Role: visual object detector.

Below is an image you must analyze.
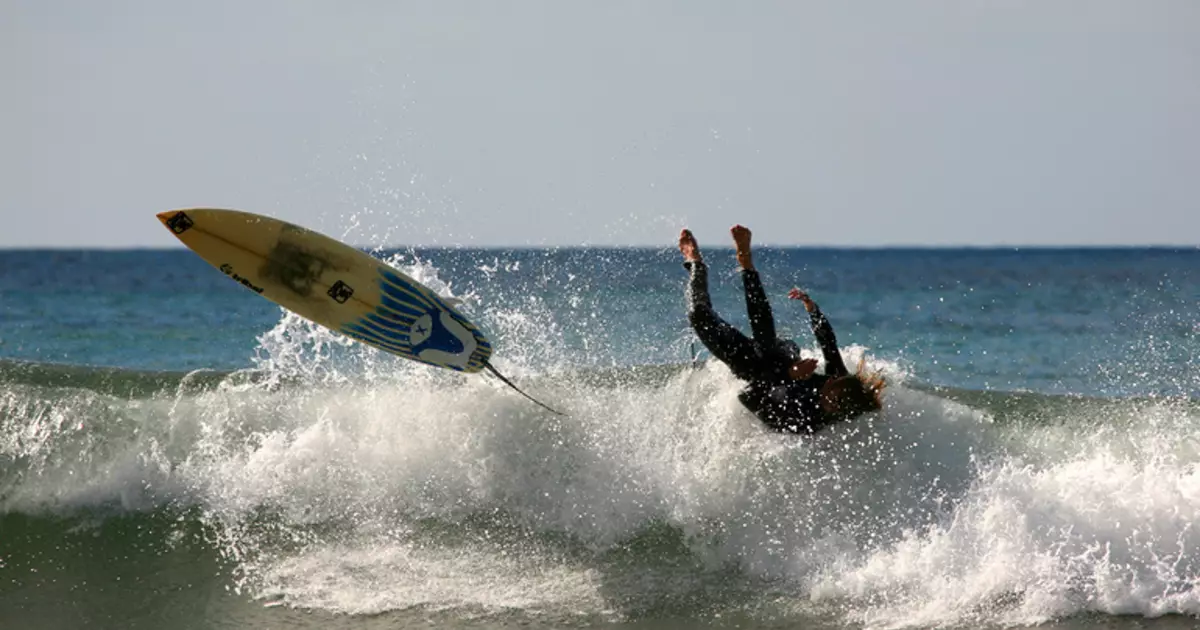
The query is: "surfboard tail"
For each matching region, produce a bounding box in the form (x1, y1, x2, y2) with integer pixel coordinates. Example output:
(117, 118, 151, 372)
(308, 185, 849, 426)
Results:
(483, 363, 565, 416)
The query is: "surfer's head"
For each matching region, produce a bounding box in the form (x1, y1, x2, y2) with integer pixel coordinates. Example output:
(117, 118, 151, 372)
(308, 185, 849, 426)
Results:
(819, 358, 886, 420)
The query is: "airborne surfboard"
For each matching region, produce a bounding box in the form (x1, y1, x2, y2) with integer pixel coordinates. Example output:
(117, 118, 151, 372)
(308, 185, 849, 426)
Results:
(156, 208, 559, 413)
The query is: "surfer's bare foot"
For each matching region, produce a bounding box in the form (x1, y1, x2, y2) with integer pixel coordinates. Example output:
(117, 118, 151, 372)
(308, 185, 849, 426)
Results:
(731, 224, 753, 270)
(679, 229, 702, 262)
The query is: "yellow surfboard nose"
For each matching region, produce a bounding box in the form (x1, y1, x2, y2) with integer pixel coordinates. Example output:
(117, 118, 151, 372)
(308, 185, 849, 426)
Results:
(157, 209, 198, 236)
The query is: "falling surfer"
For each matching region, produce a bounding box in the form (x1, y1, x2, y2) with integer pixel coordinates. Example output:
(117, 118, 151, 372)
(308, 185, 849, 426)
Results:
(678, 225, 885, 433)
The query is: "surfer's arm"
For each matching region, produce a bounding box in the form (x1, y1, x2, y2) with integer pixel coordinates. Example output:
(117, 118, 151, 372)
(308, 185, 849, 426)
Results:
(788, 288, 848, 378)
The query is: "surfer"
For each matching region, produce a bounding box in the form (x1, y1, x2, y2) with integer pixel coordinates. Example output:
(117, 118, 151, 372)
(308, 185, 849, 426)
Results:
(679, 225, 885, 433)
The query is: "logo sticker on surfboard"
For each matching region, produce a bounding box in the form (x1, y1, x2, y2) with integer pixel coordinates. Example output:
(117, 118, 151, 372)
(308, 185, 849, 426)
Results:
(327, 280, 354, 303)
(166, 212, 194, 234)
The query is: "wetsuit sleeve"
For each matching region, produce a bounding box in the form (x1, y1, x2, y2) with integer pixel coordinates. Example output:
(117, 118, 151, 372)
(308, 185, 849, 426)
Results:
(741, 269, 777, 349)
(807, 301, 848, 378)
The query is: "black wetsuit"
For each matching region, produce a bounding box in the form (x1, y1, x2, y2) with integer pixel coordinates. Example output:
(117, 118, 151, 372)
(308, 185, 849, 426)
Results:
(685, 260, 849, 434)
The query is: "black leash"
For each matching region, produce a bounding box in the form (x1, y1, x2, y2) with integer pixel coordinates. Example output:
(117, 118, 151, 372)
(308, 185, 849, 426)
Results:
(483, 362, 565, 416)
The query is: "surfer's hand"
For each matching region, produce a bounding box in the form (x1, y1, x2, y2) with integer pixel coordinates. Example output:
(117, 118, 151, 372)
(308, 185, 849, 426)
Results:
(788, 288, 817, 313)
(789, 358, 819, 380)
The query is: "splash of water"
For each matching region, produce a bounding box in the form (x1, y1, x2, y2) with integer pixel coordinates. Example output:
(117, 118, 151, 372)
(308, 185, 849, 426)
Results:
(6, 252, 1200, 628)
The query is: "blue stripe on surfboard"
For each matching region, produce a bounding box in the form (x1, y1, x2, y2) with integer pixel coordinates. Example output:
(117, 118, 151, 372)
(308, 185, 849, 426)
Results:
(342, 330, 410, 355)
(363, 311, 413, 334)
(377, 294, 426, 319)
(379, 269, 431, 299)
(343, 323, 410, 349)
(374, 305, 420, 328)
(358, 317, 412, 342)
(379, 272, 432, 304)
(341, 325, 413, 355)
(379, 271, 438, 309)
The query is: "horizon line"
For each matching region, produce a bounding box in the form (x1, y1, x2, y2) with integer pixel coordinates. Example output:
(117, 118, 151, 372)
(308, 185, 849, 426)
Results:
(0, 243, 1196, 252)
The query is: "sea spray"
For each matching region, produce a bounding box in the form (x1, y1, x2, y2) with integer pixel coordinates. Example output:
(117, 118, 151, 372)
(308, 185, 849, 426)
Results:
(3, 247, 1198, 629)
(180, 297, 985, 619)
(809, 397, 1200, 628)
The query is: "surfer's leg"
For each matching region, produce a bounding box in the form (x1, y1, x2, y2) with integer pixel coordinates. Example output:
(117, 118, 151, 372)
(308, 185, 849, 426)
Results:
(732, 225, 778, 348)
(680, 230, 759, 378)
(742, 269, 777, 347)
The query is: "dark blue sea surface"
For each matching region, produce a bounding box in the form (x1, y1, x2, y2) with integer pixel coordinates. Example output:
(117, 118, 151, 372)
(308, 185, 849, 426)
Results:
(2, 247, 1196, 394)
(2, 246, 1198, 630)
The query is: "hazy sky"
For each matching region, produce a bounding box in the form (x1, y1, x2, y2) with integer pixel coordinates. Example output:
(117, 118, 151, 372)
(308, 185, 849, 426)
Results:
(4, 1, 1198, 247)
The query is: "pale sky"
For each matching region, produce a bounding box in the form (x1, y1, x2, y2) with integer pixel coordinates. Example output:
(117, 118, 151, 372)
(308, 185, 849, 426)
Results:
(3, 0, 1198, 248)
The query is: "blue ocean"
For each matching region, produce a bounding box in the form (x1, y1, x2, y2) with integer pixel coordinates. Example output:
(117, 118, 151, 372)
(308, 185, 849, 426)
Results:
(2, 245, 1198, 630)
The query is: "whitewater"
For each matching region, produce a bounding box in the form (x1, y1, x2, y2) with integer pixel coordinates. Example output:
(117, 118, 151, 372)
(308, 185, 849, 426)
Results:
(2, 247, 1198, 629)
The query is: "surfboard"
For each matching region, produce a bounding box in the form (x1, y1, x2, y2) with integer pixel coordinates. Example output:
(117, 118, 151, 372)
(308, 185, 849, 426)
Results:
(155, 208, 493, 373)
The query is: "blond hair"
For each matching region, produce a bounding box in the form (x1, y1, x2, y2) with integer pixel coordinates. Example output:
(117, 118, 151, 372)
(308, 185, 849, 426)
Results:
(855, 356, 887, 411)
(823, 357, 887, 420)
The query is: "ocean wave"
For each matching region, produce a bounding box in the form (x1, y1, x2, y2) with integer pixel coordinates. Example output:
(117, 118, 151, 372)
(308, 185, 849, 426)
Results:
(3, 288, 1199, 628)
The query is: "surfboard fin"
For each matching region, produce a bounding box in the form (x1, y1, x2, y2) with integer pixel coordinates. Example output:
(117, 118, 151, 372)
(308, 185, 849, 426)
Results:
(483, 362, 566, 416)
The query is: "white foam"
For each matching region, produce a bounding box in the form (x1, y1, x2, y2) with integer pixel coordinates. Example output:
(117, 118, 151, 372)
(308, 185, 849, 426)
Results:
(163, 338, 998, 618)
(0, 385, 182, 513)
(252, 540, 605, 616)
(808, 399, 1200, 628)
(8, 257, 1200, 627)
